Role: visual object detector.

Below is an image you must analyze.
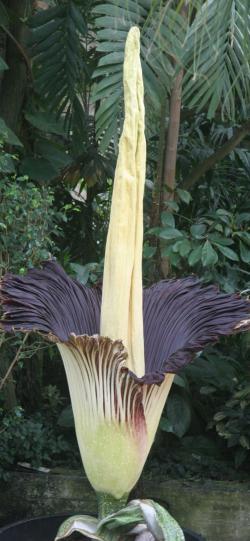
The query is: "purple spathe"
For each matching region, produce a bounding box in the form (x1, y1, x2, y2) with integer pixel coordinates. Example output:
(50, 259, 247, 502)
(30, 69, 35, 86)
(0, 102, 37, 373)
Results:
(1, 260, 249, 384)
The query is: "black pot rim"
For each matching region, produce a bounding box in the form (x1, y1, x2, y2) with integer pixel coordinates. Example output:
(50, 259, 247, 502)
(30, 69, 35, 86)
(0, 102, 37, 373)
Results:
(0, 513, 205, 540)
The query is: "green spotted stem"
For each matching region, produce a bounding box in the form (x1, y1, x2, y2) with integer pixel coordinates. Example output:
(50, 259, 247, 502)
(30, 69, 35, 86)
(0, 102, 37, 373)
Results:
(97, 492, 129, 519)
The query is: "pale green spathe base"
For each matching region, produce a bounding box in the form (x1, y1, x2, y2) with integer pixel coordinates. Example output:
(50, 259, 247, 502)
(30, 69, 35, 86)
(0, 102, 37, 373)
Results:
(80, 420, 146, 500)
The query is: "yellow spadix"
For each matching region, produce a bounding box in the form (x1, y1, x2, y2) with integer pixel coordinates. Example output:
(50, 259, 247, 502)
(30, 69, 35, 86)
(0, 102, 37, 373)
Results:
(100, 26, 146, 378)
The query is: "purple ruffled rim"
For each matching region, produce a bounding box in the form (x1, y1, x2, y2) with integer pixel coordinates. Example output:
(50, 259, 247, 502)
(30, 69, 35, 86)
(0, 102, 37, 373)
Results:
(1, 260, 249, 384)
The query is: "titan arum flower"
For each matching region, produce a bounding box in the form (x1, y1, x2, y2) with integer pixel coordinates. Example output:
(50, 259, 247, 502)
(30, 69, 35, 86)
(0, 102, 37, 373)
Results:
(1, 27, 250, 540)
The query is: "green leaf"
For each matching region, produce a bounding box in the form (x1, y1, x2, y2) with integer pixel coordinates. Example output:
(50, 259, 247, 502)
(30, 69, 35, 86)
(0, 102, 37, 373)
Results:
(236, 212, 250, 225)
(29, 5, 65, 27)
(190, 223, 206, 239)
(216, 244, 239, 261)
(200, 385, 216, 395)
(94, 15, 130, 31)
(55, 515, 100, 541)
(161, 245, 174, 257)
(235, 231, 250, 246)
(214, 223, 224, 233)
(93, 4, 143, 22)
(0, 151, 16, 173)
(161, 211, 175, 228)
(92, 80, 122, 103)
(35, 139, 72, 169)
(177, 239, 192, 257)
(173, 375, 188, 389)
(170, 253, 181, 268)
(98, 504, 142, 534)
(70, 263, 90, 285)
(176, 188, 192, 204)
(160, 417, 175, 434)
(98, 115, 118, 152)
(0, 0, 9, 28)
(32, 34, 62, 57)
(29, 3, 86, 140)
(92, 72, 122, 101)
(93, 63, 123, 79)
(239, 435, 250, 450)
(20, 157, 58, 182)
(95, 91, 121, 131)
(188, 244, 203, 266)
(25, 112, 66, 135)
(143, 244, 156, 259)
(147, 226, 162, 236)
(96, 41, 125, 54)
(144, 500, 185, 541)
(57, 405, 74, 428)
(97, 29, 128, 42)
(208, 233, 234, 246)
(0, 56, 8, 71)
(240, 241, 250, 264)
(29, 20, 63, 45)
(183, 1, 250, 121)
(0, 118, 23, 147)
(214, 412, 227, 422)
(235, 447, 248, 468)
(69, 3, 87, 35)
(166, 391, 192, 438)
(216, 208, 232, 217)
(159, 227, 183, 240)
(165, 200, 179, 212)
(98, 51, 124, 68)
(93, 3, 186, 143)
(202, 240, 218, 266)
(99, 500, 185, 541)
(172, 241, 182, 253)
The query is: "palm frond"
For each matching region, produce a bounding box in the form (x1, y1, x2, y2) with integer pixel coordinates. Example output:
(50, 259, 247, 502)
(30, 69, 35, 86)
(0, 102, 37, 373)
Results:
(183, 0, 250, 120)
(29, 2, 88, 133)
(92, 0, 187, 149)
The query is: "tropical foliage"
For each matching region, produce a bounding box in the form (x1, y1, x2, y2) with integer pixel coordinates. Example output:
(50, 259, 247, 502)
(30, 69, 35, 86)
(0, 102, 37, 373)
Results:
(0, 0, 250, 493)
(93, 0, 250, 145)
(0, 385, 78, 480)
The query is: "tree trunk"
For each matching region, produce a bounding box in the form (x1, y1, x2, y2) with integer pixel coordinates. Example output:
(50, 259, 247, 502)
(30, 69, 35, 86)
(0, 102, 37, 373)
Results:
(162, 69, 184, 203)
(151, 101, 168, 230)
(183, 122, 250, 190)
(84, 186, 99, 263)
(160, 67, 184, 277)
(0, 341, 17, 410)
(0, 29, 6, 93)
(149, 101, 168, 281)
(0, 0, 32, 134)
(23, 351, 44, 412)
(151, 3, 188, 279)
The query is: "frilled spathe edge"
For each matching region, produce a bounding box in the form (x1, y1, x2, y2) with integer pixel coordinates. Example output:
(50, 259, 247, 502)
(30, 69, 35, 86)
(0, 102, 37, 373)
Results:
(0, 260, 101, 339)
(60, 334, 144, 432)
(1, 260, 250, 385)
(141, 277, 250, 383)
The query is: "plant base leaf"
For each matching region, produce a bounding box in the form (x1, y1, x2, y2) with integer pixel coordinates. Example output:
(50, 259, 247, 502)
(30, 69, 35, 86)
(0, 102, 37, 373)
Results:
(54, 499, 185, 541)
